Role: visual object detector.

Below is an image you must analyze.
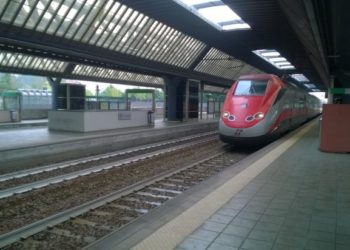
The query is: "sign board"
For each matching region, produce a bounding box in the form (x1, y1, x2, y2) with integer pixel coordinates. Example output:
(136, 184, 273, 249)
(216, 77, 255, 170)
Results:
(118, 112, 131, 120)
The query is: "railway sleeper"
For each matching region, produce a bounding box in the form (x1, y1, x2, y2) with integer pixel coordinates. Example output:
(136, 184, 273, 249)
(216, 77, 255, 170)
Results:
(147, 187, 183, 195)
(143, 188, 179, 197)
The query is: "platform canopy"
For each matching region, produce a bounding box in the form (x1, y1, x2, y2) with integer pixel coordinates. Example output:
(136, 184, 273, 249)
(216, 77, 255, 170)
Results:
(0, 0, 265, 89)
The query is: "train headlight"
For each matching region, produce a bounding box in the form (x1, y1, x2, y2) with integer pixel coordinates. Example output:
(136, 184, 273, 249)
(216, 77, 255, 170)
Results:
(254, 112, 264, 120)
(222, 112, 230, 118)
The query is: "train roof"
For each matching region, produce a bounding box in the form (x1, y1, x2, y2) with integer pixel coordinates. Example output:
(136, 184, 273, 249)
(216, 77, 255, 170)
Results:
(237, 74, 278, 81)
(235, 74, 319, 98)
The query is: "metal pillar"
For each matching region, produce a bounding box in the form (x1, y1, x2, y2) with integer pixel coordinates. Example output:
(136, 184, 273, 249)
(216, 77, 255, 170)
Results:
(327, 76, 334, 104)
(164, 76, 186, 121)
(47, 77, 61, 110)
(200, 83, 204, 120)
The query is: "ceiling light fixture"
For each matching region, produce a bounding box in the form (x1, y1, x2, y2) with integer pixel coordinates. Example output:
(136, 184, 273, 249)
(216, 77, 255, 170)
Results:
(253, 49, 295, 70)
(290, 73, 309, 82)
(304, 84, 317, 88)
(173, 0, 251, 31)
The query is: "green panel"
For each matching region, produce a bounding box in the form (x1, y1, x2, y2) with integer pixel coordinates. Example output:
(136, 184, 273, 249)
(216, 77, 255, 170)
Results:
(330, 88, 348, 94)
(126, 89, 155, 94)
(1, 90, 20, 97)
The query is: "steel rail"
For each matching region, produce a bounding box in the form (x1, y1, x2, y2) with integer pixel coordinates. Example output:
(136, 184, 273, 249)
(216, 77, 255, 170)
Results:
(0, 152, 224, 248)
(0, 136, 218, 199)
(0, 131, 217, 183)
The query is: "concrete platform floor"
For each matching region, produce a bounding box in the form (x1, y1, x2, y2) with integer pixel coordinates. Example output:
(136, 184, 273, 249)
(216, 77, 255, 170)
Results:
(0, 118, 218, 171)
(0, 118, 197, 150)
(88, 119, 350, 250)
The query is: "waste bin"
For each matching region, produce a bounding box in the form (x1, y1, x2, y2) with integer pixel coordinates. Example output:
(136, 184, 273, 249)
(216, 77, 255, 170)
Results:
(147, 110, 154, 125)
(10, 110, 18, 122)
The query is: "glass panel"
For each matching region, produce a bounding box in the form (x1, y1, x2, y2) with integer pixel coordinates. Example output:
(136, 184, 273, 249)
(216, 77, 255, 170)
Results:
(8, 54, 16, 65)
(13, 0, 33, 26)
(0, 54, 8, 66)
(21, 55, 28, 68)
(135, 21, 159, 57)
(15, 54, 24, 67)
(164, 33, 185, 64)
(3, 54, 12, 65)
(183, 40, 204, 68)
(93, 2, 121, 46)
(171, 36, 192, 66)
(174, 37, 192, 66)
(234, 80, 268, 96)
(158, 31, 180, 62)
(82, 0, 114, 43)
(64, 0, 92, 39)
(50, 0, 75, 35)
(22, 0, 43, 29)
(54, 62, 59, 71)
(176, 39, 194, 67)
(34, 0, 59, 32)
(113, 10, 139, 51)
(0, 1, 10, 15)
(142, 24, 167, 59)
(149, 27, 171, 61)
(72, 0, 102, 41)
(106, 7, 133, 49)
(47, 62, 54, 71)
(155, 29, 176, 63)
(29, 57, 38, 69)
(118, 13, 144, 53)
(25, 57, 34, 68)
(126, 17, 152, 55)
(1, 1, 21, 23)
(55, 0, 81, 36)
(97, 3, 125, 47)
(100, 4, 127, 48)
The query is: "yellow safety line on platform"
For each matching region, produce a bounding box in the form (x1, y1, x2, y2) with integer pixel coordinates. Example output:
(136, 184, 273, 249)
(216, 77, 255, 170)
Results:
(131, 121, 315, 250)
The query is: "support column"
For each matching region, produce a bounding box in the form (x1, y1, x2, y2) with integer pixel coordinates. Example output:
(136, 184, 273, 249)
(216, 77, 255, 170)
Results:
(327, 76, 334, 104)
(200, 82, 204, 120)
(186, 79, 200, 120)
(47, 77, 61, 110)
(164, 76, 186, 121)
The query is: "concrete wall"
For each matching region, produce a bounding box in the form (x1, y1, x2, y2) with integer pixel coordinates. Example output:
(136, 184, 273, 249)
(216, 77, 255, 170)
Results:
(320, 104, 350, 152)
(0, 110, 11, 123)
(21, 110, 49, 120)
(49, 111, 85, 132)
(49, 110, 153, 132)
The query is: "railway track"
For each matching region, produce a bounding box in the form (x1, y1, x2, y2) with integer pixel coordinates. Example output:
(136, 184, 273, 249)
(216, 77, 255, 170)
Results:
(0, 135, 252, 249)
(0, 131, 217, 198)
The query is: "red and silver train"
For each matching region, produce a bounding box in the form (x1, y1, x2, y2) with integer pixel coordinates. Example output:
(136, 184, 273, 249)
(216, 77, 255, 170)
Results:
(219, 74, 321, 144)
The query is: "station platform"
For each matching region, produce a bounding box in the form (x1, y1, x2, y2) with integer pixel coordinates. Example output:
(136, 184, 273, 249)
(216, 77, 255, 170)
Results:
(0, 119, 48, 129)
(87, 118, 350, 250)
(0, 118, 218, 172)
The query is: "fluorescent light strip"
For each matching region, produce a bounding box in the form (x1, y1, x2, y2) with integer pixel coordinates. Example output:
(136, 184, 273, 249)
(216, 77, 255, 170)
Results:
(290, 73, 309, 82)
(279, 65, 295, 69)
(173, 0, 250, 31)
(253, 49, 295, 70)
(275, 62, 291, 66)
(269, 57, 287, 62)
(304, 84, 316, 89)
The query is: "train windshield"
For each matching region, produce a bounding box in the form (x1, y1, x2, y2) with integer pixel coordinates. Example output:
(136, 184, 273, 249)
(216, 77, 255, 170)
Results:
(234, 80, 268, 96)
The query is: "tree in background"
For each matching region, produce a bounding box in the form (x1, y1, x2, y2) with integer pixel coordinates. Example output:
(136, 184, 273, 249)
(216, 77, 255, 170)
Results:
(100, 84, 124, 97)
(154, 89, 164, 101)
(127, 88, 164, 101)
(0, 73, 51, 90)
(0, 73, 14, 90)
(85, 89, 94, 96)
